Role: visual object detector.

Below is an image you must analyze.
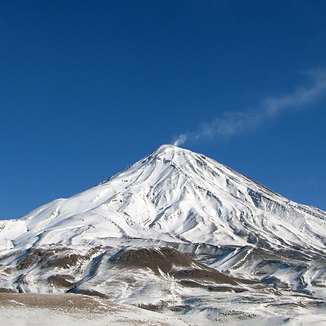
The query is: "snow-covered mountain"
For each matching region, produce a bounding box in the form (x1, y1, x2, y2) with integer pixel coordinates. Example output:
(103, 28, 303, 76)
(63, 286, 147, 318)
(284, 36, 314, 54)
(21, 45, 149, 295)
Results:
(1, 144, 326, 325)
(1, 144, 325, 250)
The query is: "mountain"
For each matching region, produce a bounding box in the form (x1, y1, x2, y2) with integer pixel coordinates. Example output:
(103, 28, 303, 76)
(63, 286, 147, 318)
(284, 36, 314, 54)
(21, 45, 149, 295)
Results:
(1, 144, 326, 325)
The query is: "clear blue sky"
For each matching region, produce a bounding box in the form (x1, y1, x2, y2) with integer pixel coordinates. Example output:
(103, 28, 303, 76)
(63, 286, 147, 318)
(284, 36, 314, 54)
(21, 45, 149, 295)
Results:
(1, 0, 326, 220)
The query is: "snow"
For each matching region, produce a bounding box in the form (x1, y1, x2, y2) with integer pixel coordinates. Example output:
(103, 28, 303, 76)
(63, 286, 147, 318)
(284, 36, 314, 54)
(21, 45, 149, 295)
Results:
(1, 144, 326, 325)
(1, 144, 325, 251)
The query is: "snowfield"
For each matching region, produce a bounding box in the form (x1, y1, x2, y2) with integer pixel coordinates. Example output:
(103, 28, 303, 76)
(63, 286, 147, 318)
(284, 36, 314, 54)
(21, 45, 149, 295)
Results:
(1, 145, 326, 325)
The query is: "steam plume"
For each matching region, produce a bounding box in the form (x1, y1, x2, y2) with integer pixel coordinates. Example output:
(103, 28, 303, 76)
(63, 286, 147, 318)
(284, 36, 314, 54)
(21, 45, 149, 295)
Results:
(173, 69, 326, 146)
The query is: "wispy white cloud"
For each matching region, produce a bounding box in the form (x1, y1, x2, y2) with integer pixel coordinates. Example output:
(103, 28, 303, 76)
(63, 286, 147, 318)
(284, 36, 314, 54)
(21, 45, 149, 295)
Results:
(173, 69, 326, 146)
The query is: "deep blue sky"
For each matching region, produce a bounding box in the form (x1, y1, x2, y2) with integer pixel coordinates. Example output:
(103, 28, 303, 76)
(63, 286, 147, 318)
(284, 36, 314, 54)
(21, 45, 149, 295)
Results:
(1, 0, 326, 220)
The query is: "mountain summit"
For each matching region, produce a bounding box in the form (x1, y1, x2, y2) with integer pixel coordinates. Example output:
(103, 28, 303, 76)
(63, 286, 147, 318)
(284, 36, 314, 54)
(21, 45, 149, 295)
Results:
(1, 145, 326, 324)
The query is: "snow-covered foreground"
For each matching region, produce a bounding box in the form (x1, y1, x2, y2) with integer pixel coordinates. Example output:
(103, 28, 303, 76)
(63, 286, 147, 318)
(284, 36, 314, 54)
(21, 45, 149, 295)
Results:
(0, 293, 189, 326)
(1, 292, 326, 326)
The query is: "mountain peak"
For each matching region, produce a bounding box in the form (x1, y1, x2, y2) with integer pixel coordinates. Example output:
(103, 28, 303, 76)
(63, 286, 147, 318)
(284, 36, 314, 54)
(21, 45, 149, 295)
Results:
(136, 143, 188, 168)
(151, 144, 181, 156)
(149, 144, 206, 165)
(157, 144, 179, 150)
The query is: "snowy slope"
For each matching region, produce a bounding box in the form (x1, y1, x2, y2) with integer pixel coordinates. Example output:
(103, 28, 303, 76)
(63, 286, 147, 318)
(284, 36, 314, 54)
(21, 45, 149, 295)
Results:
(1, 144, 326, 325)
